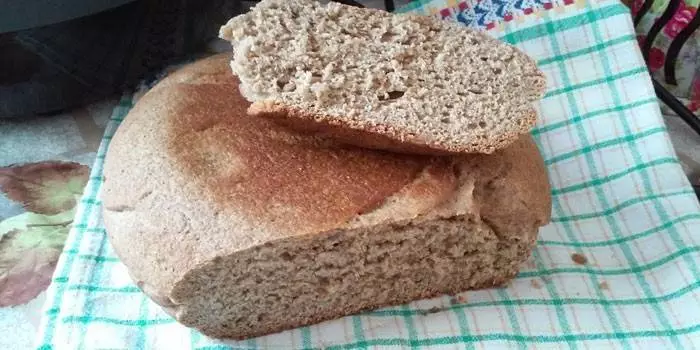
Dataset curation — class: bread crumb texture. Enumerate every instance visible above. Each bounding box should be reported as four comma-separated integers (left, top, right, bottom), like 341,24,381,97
219,0,547,154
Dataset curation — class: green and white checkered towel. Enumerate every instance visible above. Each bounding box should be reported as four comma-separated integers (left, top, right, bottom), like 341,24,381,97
35,0,700,348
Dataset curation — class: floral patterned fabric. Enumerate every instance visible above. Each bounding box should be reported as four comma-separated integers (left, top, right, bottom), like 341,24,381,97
633,0,700,113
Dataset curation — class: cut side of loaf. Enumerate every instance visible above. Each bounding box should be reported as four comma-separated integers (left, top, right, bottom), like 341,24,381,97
102,54,552,341
219,0,547,154
169,216,534,339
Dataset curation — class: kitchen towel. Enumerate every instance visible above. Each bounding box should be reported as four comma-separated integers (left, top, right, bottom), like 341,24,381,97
35,0,700,348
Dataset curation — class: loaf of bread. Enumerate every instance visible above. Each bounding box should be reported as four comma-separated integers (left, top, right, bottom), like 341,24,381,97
102,54,551,340
219,0,547,155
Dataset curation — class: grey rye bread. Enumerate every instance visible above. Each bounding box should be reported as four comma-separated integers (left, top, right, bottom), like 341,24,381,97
219,0,547,155
102,54,552,340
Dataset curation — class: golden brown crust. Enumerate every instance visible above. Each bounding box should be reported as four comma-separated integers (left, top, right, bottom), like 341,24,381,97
470,136,552,239
249,101,535,156
167,82,436,235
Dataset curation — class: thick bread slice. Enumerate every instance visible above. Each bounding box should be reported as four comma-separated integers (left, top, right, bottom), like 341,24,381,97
219,0,546,155
102,54,552,340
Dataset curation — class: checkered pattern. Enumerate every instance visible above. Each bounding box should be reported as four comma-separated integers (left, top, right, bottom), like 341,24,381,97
397,0,572,29
35,0,700,348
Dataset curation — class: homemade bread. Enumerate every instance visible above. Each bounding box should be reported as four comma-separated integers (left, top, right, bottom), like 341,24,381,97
219,0,547,155
102,54,552,340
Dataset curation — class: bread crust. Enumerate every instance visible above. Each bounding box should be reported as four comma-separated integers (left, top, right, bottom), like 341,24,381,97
249,101,537,155
102,54,551,340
